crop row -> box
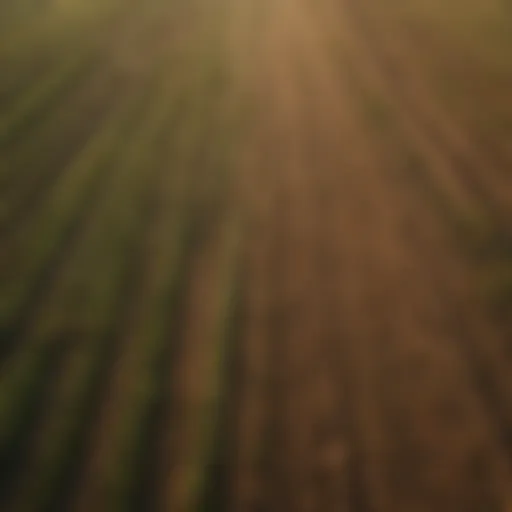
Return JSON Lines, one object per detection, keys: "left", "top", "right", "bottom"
{"left": 0, "top": 64, "right": 181, "bottom": 497}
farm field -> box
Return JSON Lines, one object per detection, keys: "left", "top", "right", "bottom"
{"left": 1, "top": 0, "right": 512, "bottom": 510}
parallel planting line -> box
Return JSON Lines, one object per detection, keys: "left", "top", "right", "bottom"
{"left": 98, "top": 210, "right": 195, "bottom": 512}
{"left": 0, "top": 72, "right": 168, "bottom": 480}
{"left": 0, "top": 68, "right": 121, "bottom": 234}
{"left": 340, "top": 0, "right": 512, "bottom": 470}
{"left": 0, "top": 0, "right": 181, "bottom": 238}
{"left": 0, "top": 49, "right": 98, "bottom": 151}
{"left": 341, "top": 0, "right": 512, "bottom": 238}
{"left": 96, "top": 69, "right": 234, "bottom": 507}
{"left": 264, "top": 166, "right": 295, "bottom": 511}
{"left": 0, "top": 0, "right": 157, "bottom": 154}
{"left": 7, "top": 74, "right": 186, "bottom": 512}
{"left": 187, "top": 221, "right": 241, "bottom": 512}
{"left": 67, "top": 75, "right": 198, "bottom": 512}
{"left": 0, "top": 0, "right": 132, "bottom": 95}
{"left": 300, "top": 103, "right": 372, "bottom": 512}
{"left": 338, "top": 7, "right": 512, "bottom": 498}
{"left": 426, "top": 259, "right": 512, "bottom": 464}
{"left": 0, "top": 73, "right": 159, "bottom": 359}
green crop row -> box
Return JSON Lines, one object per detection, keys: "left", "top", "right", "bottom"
{"left": 0, "top": 69, "right": 161, "bottom": 343}
{"left": 101, "top": 213, "right": 194, "bottom": 512}
{"left": 93, "top": 57, "right": 235, "bottom": 510}
{"left": 0, "top": 0, "right": 163, "bottom": 153}
{"left": 9, "top": 72, "right": 188, "bottom": 512}
{"left": 0, "top": 46, "right": 100, "bottom": 150}
{"left": 0, "top": 0, "right": 122, "bottom": 64}
{"left": 0, "top": 68, "right": 120, "bottom": 231}
{"left": 0, "top": 66, "right": 178, "bottom": 473}
{"left": 188, "top": 220, "right": 241, "bottom": 512}
{"left": 0, "top": 0, "right": 129, "bottom": 112}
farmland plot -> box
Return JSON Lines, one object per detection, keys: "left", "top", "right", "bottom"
{"left": 1, "top": 0, "right": 512, "bottom": 511}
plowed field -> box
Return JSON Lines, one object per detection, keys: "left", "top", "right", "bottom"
{"left": 1, "top": 0, "right": 512, "bottom": 510}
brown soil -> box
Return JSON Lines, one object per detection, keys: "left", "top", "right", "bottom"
{"left": 2, "top": 0, "right": 512, "bottom": 510}
{"left": 225, "top": 0, "right": 512, "bottom": 510}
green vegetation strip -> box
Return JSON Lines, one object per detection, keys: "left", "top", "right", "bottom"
{"left": 101, "top": 211, "right": 195, "bottom": 512}
{"left": 0, "top": 46, "right": 99, "bottom": 150}
{"left": 0, "top": 61, "right": 118, "bottom": 193}
{"left": 0, "top": 84, "right": 120, "bottom": 237}
{"left": 0, "top": 72, "right": 178, "bottom": 473}
{"left": 188, "top": 221, "right": 241, "bottom": 512}
{"left": 0, "top": 0, "right": 139, "bottom": 114}
{"left": 0, "top": 0, "right": 123, "bottom": 66}
{"left": 86, "top": 58, "right": 234, "bottom": 511}
{"left": 0, "top": 0, "right": 160, "bottom": 151}
{"left": 10, "top": 74, "right": 186, "bottom": 512}
{"left": 0, "top": 73, "right": 157, "bottom": 338}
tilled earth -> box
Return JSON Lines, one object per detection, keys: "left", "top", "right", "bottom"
{"left": 1, "top": 0, "right": 512, "bottom": 511}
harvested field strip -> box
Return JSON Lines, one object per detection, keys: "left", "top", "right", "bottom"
{"left": 340, "top": 0, "right": 512, "bottom": 228}
{"left": 335, "top": 35, "right": 512, "bottom": 509}
{"left": 335, "top": 13, "right": 475, "bottom": 220}
{"left": 227, "top": 146, "right": 275, "bottom": 511}
{"left": 344, "top": 0, "right": 512, "bottom": 382}
{"left": 183, "top": 221, "right": 240, "bottom": 512}
{"left": 336, "top": 0, "right": 512, "bottom": 335}
{"left": 353, "top": 0, "right": 512, "bottom": 171}
{"left": 297, "top": 88, "right": 375, "bottom": 512}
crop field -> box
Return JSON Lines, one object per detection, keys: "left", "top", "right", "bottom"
{"left": 1, "top": 0, "right": 512, "bottom": 510}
